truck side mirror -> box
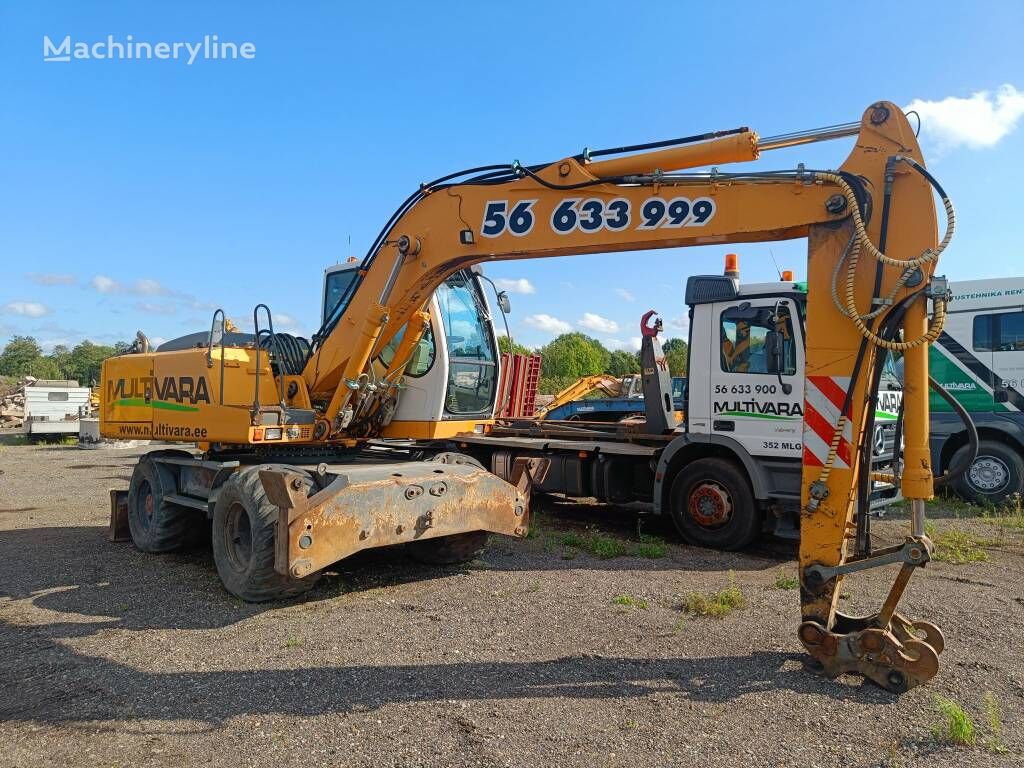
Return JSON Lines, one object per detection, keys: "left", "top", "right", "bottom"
{"left": 497, "top": 291, "right": 511, "bottom": 314}
{"left": 765, "top": 329, "right": 793, "bottom": 394}
{"left": 765, "top": 330, "right": 783, "bottom": 374}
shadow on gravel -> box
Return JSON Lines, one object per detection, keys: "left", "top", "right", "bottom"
{"left": 0, "top": 525, "right": 480, "bottom": 637}
{"left": 0, "top": 627, "right": 891, "bottom": 725}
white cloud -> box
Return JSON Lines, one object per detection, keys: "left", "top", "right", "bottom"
{"left": 274, "top": 313, "right": 300, "bottom": 330}
{"left": 626, "top": 337, "right": 642, "bottom": 352}
{"left": 29, "top": 273, "right": 77, "bottom": 286}
{"left": 578, "top": 312, "right": 619, "bottom": 334}
{"left": 614, "top": 288, "right": 635, "bottom": 302}
{"left": 92, "top": 275, "right": 118, "bottom": 293}
{"left": 906, "top": 84, "right": 1024, "bottom": 151}
{"left": 135, "top": 301, "right": 178, "bottom": 316}
{"left": 3, "top": 301, "right": 50, "bottom": 317}
{"left": 134, "top": 278, "right": 167, "bottom": 296}
{"left": 494, "top": 278, "right": 535, "bottom": 295}
{"left": 669, "top": 315, "right": 690, "bottom": 333}
{"left": 150, "top": 336, "right": 167, "bottom": 348}
{"left": 91, "top": 275, "right": 169, "bottom": 296}
{"left": 523, "top": 313, "right": 572, "bottom": 334}
{"left": 39, "top": 338, "right": 70, "bottom": 352}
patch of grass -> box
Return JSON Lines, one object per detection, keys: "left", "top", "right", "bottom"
{"left": 558, "top": 531, "right": 628, "bottom": 559}
{"left": 681, "top": 572, "right": 746, "bottom": 618}
{"left": 932, "top": 529, "right": 990, "bottom": 564}
{"left": 283, "top": 636, "right": 303, "bottom": 649}
{"left": 982, "top": 691, "right": 1009, "bottom": 754}
{"left": 931, "top": 694, "right": 976, "bottom": 746}
{"left": 635, "top": 534, "right": 668, "bottom": 559}
{"left": 981, "top": 493, "right": 1024, "bottom": 532}
{"left": 557, "top": 531, "right": 668, "bottom": 560}
{"left": 773, "top": 571, "right": 799, "bottom": 590}
{"left": 612, "top": 594, "right": 648, "bottom": 609}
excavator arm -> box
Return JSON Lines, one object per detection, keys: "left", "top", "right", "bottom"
{"left": 534, "top": 374, "right": 627, "bottom": 419}
{"left": 302, "top": 101, "right": 953, "bottom": 691}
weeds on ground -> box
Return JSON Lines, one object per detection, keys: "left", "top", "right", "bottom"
{"left": 557, "top": 530, "right": 668, "bottom": 560}
{"left": 982, "top": 493, "right": 1024, "bottom": 532}
{"left": 680, "top": 572, "right": 746, "bottom": 618}
{"left": 982, "top": 691, "right": 1009, "bottom": 754}
{"left": 931, "top": 695, "right": 976, "bottom": 746}
{"left": 931, "top": 529, "right": 990, "bottom": 564}
{"left": 773, "top": 571, "right": 799, "bottom": 590}
{"left": 283, "top": 636, "right": 303, "bottom": 649}
{"left": 612, "top": 594, "right": 648, "bottom": 609}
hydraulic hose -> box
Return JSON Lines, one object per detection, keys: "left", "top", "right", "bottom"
{"left": 929, "top": 374, "right": 979, "bottom": 487}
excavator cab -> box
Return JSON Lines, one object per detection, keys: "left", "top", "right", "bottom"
{"left": 323, "top": 260, "right": 503, "bottom": 438}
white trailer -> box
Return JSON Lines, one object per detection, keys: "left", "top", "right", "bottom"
{"left": 23, "top": 380, "right": 91, "bottom": 438}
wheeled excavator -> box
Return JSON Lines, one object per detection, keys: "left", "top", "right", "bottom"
{"left": 102, "top": 101, "right": 953, "bottom": 692}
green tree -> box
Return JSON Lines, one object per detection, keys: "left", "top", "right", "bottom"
{"left": 67, "top": 341, "right": 117, "bottom": 386}
{"left": 538, "top": 332, "right": 610, "bottom": 381}
{"left": 606, "top": 349, "right": 639, "bottom": 376}
{"left": 0, "top": 336, "right": 44, "bottom": 377}
{"left": 497, "top": 336, "right": 531, "bottom": 355}
{"left": 662, "top": 338, "right": 689, "bottom": 376}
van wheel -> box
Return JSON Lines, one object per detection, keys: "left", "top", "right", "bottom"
{"left": 668, "top": 458, "right": 760, "bottom": 550}
{"left": 952, "top": 440, "right": 1024, "bottom": 506}
{"left": 212, "top": 466, "right": 320, "bottom": 602}
{"left": 127, "top": 450, "right": 194, "bottom": 552}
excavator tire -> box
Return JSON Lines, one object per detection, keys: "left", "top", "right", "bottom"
{"left": 211, "top": 466, "right": 320, "bottom": 602}
{"left": 668, "top": 457, "right": 760, "bottom": 551}
{"left": 127, "top": 449, "right": 196, "bottom": 553}
{"left": 408, "top": 531, "right": 489, "bottom": 566}
{"left": 407, "top": 452, "right": 489, "bottom": 565}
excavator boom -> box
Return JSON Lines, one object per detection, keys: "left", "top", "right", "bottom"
{"left": 101, "top": 102, "right": 953, "bottom": 690}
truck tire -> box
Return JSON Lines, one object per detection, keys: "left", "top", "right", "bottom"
{"left": 952, "top": 439, "right": 1024, "bottom": 506}
{"left": 668, "top": 457, "right": 760, "bottom": 550}
{"left": 211, "top": 466, "right": 320, "bottom": 602}
{"left": 407, "top": 452, "right": 489, "bottom": 564}
{"left": 127, "top": 450, "right": 194, "bottom": 553}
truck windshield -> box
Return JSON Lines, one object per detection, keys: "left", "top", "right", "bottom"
{"left": 438, "top": 271, "right": 497, "bottom": 415}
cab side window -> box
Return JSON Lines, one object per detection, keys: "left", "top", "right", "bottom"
{"left": 720, "top": 305, "right": 796, "bottom": 375}
{"left": 974, "top": 311, "right": 1024, "bottom": 352}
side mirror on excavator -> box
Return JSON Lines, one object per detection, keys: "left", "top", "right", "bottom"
{"left": 497, "top": 291, "right": 511, "bottom": 314}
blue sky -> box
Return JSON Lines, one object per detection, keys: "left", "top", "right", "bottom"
{"left": 1, "top": 1, "right": 1023, "bottom": 352}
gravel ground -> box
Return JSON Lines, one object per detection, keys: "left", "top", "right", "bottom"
{"left": 1, "top": 439, "right": 1022, "bottom": 768}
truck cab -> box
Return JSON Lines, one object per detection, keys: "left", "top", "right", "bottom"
{"left": 923, "top": 277, "right": 1024, "bottom": 504}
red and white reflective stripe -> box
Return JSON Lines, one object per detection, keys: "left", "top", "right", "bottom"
{"left": 802, "top": 375, "right": 853, "bottom": 470}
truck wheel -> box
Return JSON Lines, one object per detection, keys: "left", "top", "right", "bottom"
{"left": 408, "top": 531, "right": 489, "bottom": 565}
{"left": 211, "top": 466, "right": 320, "bottom": 602}
{"left": 127, "top": 450, "right": 194, "bottom": 553}
{"left": 668, "top": 458, "right": 760, "bottom": 550}
{"left": 952, "top": 440, "right": 1024, "bottom": 506}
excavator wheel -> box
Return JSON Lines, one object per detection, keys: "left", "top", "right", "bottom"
{"left": 127, "top": 449, "right": 196, "bottom": 553}
{"left": 407, "top": 452, "right": 489, "bottom": 565}
{"left": 211, "top": 465, "right": 320, "bottom": 602}
{"left": 667, "top": 457, "right": 760, "bottom": 550}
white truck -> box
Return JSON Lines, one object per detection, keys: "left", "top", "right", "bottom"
{"left": 921, "top": 277, "right": 1024, "bottom": 504}
{"left": 320, "top": 256, "right": 901, "bottom": 550}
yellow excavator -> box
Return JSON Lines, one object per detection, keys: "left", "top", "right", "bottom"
{"left": 102, "top": 101, "right": 953, "bottom": 691}
{"left": 534, "top": 374, "right": 641, "bottom": 419}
